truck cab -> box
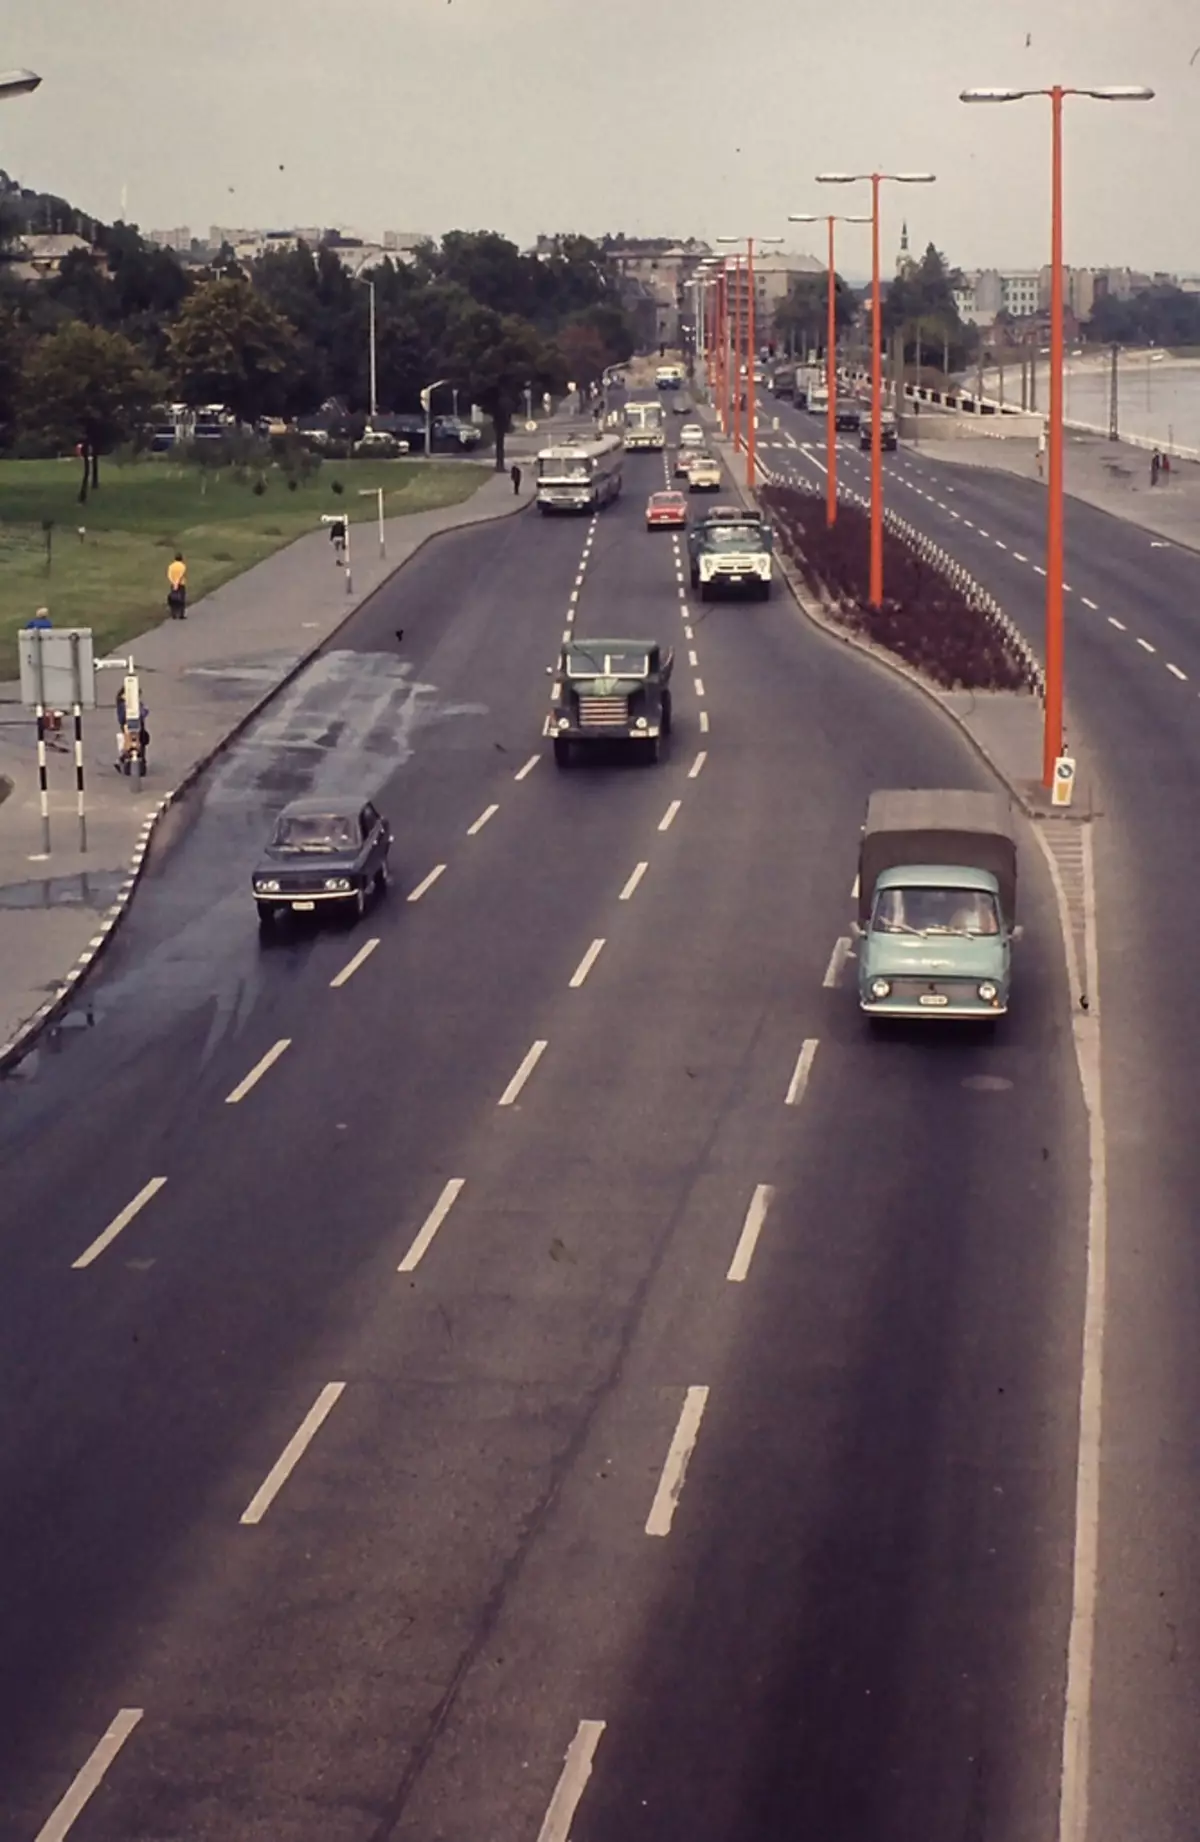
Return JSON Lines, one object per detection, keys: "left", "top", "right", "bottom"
{"left": 687, "top": 509, "right": 773, "bottom": 599}
{"left": 545, "top": 637, "right": 674, "bottom": 765}
{"left": 854, "top": 789, "right": 1020, "bottom": 1025}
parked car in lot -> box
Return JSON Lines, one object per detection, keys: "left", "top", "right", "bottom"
{"left": 646, "top": 490, "right": 688, "bottom": 529}
{"left": 432, "top": 415, "right": 482, "bottom": 449}
{"left": 252, "top": 797, "right": 392, "bottom": 931}
{"left": 355, "top": 428, "right": 409, "bottom": 457}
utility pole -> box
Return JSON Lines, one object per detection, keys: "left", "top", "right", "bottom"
{"left": 1108, "top": 341, "right": 1119, "bottom": 440}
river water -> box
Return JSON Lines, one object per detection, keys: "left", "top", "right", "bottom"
{"left": 982, "top": 355, "right": 1200, "bottom": 457}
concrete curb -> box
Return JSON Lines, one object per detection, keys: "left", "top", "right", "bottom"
{"left": 0, "top": 484, "right": 530, "bottom": 1077}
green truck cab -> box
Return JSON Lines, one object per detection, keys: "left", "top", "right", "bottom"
{"left": 853, "top": 790, "right": 1021, "bottom": 1024}
{"left": 686, "top": 507, "right": 773, "bottom": 600}
{"left": 545, "top": 637, "right": 674, "bottom": 765}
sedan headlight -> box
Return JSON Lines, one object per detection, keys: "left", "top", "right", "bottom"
{"left": 978, "top": 981, "right": 998, "bottom": 1003}
{"left": 255, "top": 877, "right": 280, "bottom": 894}
{"left": 324, "top": 877, "right": 351, "bottom": 892}
{"left": 869, "top": 977, "right": 891, "bottom": 1000}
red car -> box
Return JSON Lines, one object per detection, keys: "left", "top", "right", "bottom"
{"left": 645, "top": 490, "right": 688, "bottom": 530}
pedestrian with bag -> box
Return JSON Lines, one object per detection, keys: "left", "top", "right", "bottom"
{"left": 167, "top": 551, "right": 188, "bottom": 618}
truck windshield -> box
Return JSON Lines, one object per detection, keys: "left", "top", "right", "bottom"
{"left": 565, "top": 648, "right": 648, "bottom": 678}
{"left": 704, "top": 525, "right": 764, "bottom": 551}
{"left": 873, "top": 887, "right": 1000, "bottom": 936}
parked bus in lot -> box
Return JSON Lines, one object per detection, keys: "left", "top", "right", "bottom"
{"left": 536, "top": 434, "right": 624, "bottom": 513}
{"left": 623, "top": 399, "right": 666, "bottom": 450}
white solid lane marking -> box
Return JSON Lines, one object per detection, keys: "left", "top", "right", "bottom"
{"left": 1107, "top": 617, "right": 1126, "bottom": 631}
{"left": 727, "top": 1183, "right": 775, "bottom": 1283}
{"left": 785, "top": 1037, "right": 820, "bottom": 1107}
{"left": 694, "top": 676, "right": 705, "bottom": 697}
{"left": 658, "top": 799, "right": 682, "bottom": 832}
{"left": 569, "top": 938, "right": 606, "bottom": 989}
{"left": 467, "top": 802, "right": 499, "bottom": 836}
{"left": 619, "top": 861, "right": 649, "bottom": 901}
{"left": 240, "top": 1382, "right": 345, "bottom": 1525}
{"left": 514, "top": 754, "right": 540, "bottom": 781}
{"left": 407, "top": 863, "right": 446, "bottom": 903}
{"left": 34, "top": 1709, "right": 144, "bottom": 1842}
{"left": 329, "top": 937, "right": 380, "bottom": 989}
{"left": 822, "top": 937, "right": 852, "bottom": 989}
{"left": 535, "top": 1720, "right": 607, "bottom": 1842}
{"left": 398, "top": 1178, "right": 465, "bottom": 1273}
{"left": 688, "top": 649, "right": 699, "bottom": 667}
{"left": 1136, "top": 637, "right": 1156, "bottom": 653}
{"left": 646, "top": 1386, "right": 710, "bottom": 1536}
{"left": 72, "top": 1177, "right": 167, "bottom": 1270}
{"left": 499, "top": 1039, "right": 548, "bottom": 1107}
{"left": 1167, "top": 662, "right": 1188, "bottom": 680}
{"left": 1082, "top": 596, "right": 1099, "bottom": 610}
{"left": 699, "top": 709, "right": 710, "bottom": 733}
{"left": 225, "top": 1038, "right": 291, "bottom": 1105}
{"left": 688, "top": 750, "right": 708, "bottom": 780}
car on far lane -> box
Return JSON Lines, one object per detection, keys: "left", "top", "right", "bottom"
{"left": 646, "top": 489, "right": 688, "bottom": 529}
{"left": 251, "top": 796, "right": 392, "bottom": 931}
{"left": 686, "top": 454, "right": 722, "bottom": 491}
{"left": 674, "top": 448, "right": 696, "bottom": 478}
{"left": 678, "top": 423, "right": 705, "bottom": 448}
{"left": 860, "top": 410, "right": 898, "bottom": 451}
{"left": 834, "top": 401, "right": 862, "bottom": 432}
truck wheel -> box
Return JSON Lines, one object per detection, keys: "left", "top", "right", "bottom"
{"left": 661, "top": 692, "right": 673, "bottom": 737}
{"left": 553, "top": 737, "right": 571, "bottom": 768}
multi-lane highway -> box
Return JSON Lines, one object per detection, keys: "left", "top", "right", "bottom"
{"left": 760, "top": 381, "right": 1200, "bottom": 1842}
{"left": 0, "top": 422, "right": 1093, "bottom": 1842}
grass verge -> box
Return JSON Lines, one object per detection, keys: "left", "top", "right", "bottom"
{"left": 0, "top": 456, "right": 487, "bottom": 667}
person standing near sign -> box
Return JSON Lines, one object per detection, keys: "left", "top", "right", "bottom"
{"left": 167, "top": 552, "right": 188, "bottom": 618}
{"left": 115, "top": 682, "right": 149, "bottom": 774}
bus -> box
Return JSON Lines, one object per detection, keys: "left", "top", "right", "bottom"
{"left": 623, "top": 399, "right": 666, "bottom": 451}
{"left": 536, "top": 434, "right": 624, "bottom": 513}
{"left": 655, "top": 362, "right": 686, "bottom": 389}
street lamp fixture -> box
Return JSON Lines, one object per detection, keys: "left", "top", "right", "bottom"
{"left": 0, "top": 68, "right": 41, "bottom": 99}
{"left": 419, "top": 378, "right": 449, "bottom": 457}
{"left": 717, "top": 234, "right": 783, "bottom": 488}
{"left": 817, "top": 172, "right": 935, "bottom": 607}
{"left": 961, "top": 84, "right": 1153, "bottom": 787}
{"left": 790, "top": 211, "right": 871, "bottom": 528}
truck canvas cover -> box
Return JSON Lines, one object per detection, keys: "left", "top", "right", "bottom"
{"left": 858, "top": 789, "right": 1017, "bottom": 926}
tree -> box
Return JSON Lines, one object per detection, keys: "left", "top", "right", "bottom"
{"left": 440, "top": 307, "right": 560, "bottom": 469}
{"left": 773, "top": 272, "right": 858, "bottom": 356}
{"left": 554, "top": 319, "right": 613, "bottom": 393}
{"left": 168, "top": 277, "right": 300, "bottom": 423}
{"left": 1088, "top": 284, "right": 1200, "bottom": 348}
{"left": 882, "top": 242, "right": 969, "bottom": 369}
{"left": 19, "top": 321, "right": 160, "bottom": 498}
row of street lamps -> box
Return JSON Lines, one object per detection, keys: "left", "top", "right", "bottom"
{"left": 693, "top": 83, "right": 1153, "bottom": 787}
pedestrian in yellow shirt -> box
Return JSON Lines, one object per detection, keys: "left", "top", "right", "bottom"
{"left": 167, "top": 552, "right": 188, "bottom": 619}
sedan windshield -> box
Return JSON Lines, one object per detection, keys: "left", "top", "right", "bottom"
{"left": 872, "top": 887, "right": 1000, "bottom": 936}
{"left": 565, "top": 648, "right": 649, "bottom": 678}
{"left": 272, "top": 813, "right": 359, "bottom": 853}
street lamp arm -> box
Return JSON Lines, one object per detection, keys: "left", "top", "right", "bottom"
{"left": 0, "top": 68, "right": 41, "bottom": 98}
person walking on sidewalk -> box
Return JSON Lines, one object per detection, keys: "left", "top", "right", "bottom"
{"left": 115, "top": 686, "right": 149, "bottom": 774}
{"left": 167, "top": 551, "right": 188, "bottom": 618}
{"left": 1150, "top": 449, "right": 1162, "bottom": 487}
{"left": 510, "top": 462, "right": 523, "bottom": 496}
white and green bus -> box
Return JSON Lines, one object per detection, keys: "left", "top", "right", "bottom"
{"left": 623, "top": 399, "right": 666, "bottom": 451}
{"left": 536, "top": 434, "right": 624, "bottom": 513}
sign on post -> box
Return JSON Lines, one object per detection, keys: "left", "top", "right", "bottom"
{"left": 19, "top": 627, "right": 97, "bottom": 710}
{"left": 1051, "top": 755, "right": 1077, "bottom": 808}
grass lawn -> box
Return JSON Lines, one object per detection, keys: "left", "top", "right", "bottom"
{"left": 0, "top": 455, "right": 488, "bottom": 668}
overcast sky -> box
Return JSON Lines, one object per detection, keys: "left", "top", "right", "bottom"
{"left": 2, "top": 0, "right": 1194, "bottom": 276}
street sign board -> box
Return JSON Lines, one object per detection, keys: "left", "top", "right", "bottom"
{"left": 18, "top": 628, "right": 97, "bottom": 709}
{"left": 1051, "top": 755, "right": 1076, "bottom": 807}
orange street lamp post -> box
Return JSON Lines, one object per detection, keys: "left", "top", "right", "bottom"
{"left": 816, "top": 172, "right": 935, "bottom": 606}
{"left": 718, "top": 235, "right": 783, "bottom": 488}
{"left": 961, "top": 84, "right": 1153, "bottom": 787}
{"left": 790, "top": 211, "right": 871, "bottom": 526}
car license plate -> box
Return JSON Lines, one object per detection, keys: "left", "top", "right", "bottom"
{"left": 919, "top": 992, "right": 948, "bottom": 1006}
{"left": 728, "top": 574, "right": 743, "bottom": 583}
{"left": 292, "top": 900, "right": 316, "bottom": 912}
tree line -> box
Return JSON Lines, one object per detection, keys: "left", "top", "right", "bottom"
{"left": 0, "top": 214, "right": 637, "bottom": 480}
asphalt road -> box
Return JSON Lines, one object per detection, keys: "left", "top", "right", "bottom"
{"left": 0, "top": 430, "right": 1089, "bottom": 1842}
{"left": 761, "top": 380, "right": 1200, "bottom": 1842}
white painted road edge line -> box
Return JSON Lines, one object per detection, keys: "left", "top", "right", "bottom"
{"left": 225, "top": 1038, "right": 291, "bottom": 1105}
{"left": 329, "top": 937, "right": 380, "bottom": 989}
{"left": 514, "top": 754, "right": 540, "bottom": 781}
{"left": 498, "top": 1039, "right": 548, "bottom": 1107}
{"left": 535, "top": 1719, "right": 607, "bottom": 1842}
{"left": 688, "top": 750, "right": 708, "bottom": 780}
{"left": 699, "top": 710, "right": 710, "bottom": 734}
{"left": 785, "top": 1037, "right": 820, "bottom": 1107}
{"left": 727, "top": 1183, "right": 775, "bottom": 1283}
{"left": 658, "top": 799, "right": 682, "bottom": 833}
{"left": 646, "top": 1385, "right": 710, "bottom": 1537}
{"left": 619, "top": 862, "right": 648, "bottom": 901}
{"left": 241, "top": 1382, "right": 345, "bottom": 1526}
{"left": 822, "top": 937, "right": 852, "bottom": 989}
{"left": 407, "top": 863, "right": 447, "bottom": 903}
{"left": 467, "top": 802, "right": 500, "bottom": 836}
{"left": 72, "top": 1177, "right": 168, "bottom": 1270}
{"left": 1035, "top": 824, "right": 1105, "bottom": 1842}
{"left": 569, "top": 938, "right": 606, "bottom": 989}
{"left": 398, "top": 1178, "right": 465, "bottom": 1273}
{"left": 34, "top": 1709, "right": 145, "bottom": 1842}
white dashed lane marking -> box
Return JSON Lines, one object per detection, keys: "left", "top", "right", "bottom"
{"left": 1108, "top": 617, "right": 1126, "bottom": 631}
{"left": 1136, "top": 638, "right": 1156, "bottom": 654}
{"left": 1167, "top": 663, "right": 1188, "bottom": 681}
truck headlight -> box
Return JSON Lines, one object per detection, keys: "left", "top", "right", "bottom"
{"left": 255, "top": 877, "right": 280, "bottom": 893}
{"left": 978, "top": 981, "right": 998, "bottom": 1003}
{"left": 325, "top": 877, "right": 351, "bottom": 892}
{"left": 557, "top": 716, "right": 570, "bottom": 730}
{"left": 869, "top": 978, "right": 891, "bottom": 1000}
{"left": 634, "top": 716, "right": 648, "bottom": 729}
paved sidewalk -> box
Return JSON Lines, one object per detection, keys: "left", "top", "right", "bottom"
{"left": 0, "top": 466, "right": 532, "bottom": 1062}
{"left": 911, "top": 427, "right": 1200, "bottom": 553}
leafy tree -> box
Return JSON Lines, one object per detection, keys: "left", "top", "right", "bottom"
{"left": 0, "top": 303, "right": 28, "bottom": 447}
{"left": 1087, "top": 285, "right": 1200, "bottom": 348}
{"left": 772, "top": 272, "right": 858, "bottom": 355}
{"left": 554, "top": 319, "right": 612, "bottom": 392}
{"left": 440, "top": 307, "right": 560, "bottom": 469}
{"left": 19, "top": 320, "right": 160, "bottom": 498}
{"left": 421, "top": 230, "right": 534, "bottom": 319}
{"left": 168, "top": 277, "right": 300, "bottom": 423}
{"left": 882, "top": 242, "right": 969, "bottom": 369}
